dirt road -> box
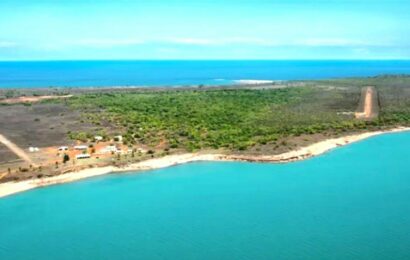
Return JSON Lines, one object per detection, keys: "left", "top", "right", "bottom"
{"left": 355, "top": 86, "right": 379, "bottom": 120}
{"left": 363, "top": 87, "right": 373, "bottom": 118}
{"left": 0, "top": 133, "right": 35, "bottom": 166}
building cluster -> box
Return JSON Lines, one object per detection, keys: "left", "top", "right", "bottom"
{"left": 55, "top": 135, "right": 147, "bottom": 160}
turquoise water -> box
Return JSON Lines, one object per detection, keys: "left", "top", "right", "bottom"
{"left": 1, "top": 132, "right": 410, "bottom": 259}
{"left": 1, "top": 60, "right": 410, "bottom": 88}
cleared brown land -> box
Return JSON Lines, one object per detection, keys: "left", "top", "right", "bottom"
{"left": 0, "top": 103, "right": 101, "bottom": 171}
{"left": 0, "top": 95, "right": 72, "bottom": 104}
{"left": 0, "top": 103, "right": 96, "bottom": 148}
{"left": 355, "top": 86, "right": 379, "bottom": 120}
{"left": 0, "top": 143, "right": 19, "bottom": 162}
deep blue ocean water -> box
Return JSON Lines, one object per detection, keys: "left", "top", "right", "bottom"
{"left": 0, "top": 60, "right": 410, "bottom": 88}
{"left": 1, "top": 131, "right": 410, "bottom": 259}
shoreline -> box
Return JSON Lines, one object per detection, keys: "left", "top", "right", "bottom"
{"left": 0, "top": 81, "right": 288, "bottom": 98}
{"left": 1, "top": 127, "right": 409, "bottom": 199}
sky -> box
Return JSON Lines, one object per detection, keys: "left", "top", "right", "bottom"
{"left": 0, "top": 0, "right": 409, "bottom": 60}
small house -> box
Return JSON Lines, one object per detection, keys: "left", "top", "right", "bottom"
{"left": 58, "top": 146, "right": 69, "bottom": 151}
{"left": 101, "top": 145, "right": 120, "bottom": 153}
{"left": 74, "top": 145, "right": 88, "bottom": 150}
{"left": 29, "top": 147, "right": 40, "bottom": 152}
{"left": 94, "top": 136, "right": 103, "bottom": 141}
{"left": 76, "top": 154, "right": 91, "bottom": 159}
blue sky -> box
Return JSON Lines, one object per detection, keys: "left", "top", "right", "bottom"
{"left": 0, "top": 0, "right": 409, "bottom": 60}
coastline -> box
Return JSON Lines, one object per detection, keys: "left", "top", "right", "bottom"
{"left": 0, "top": 82, "right": 283, "bottom": 99}
{"left": 1, "top": 127, "right": 409, "bottom": 199}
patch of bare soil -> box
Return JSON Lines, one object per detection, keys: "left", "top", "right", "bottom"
{"left": 0, "top": 103, "right": 101, "bottom": 166}
{"left": 0, "top": 143, "right": 19, "bottom": 162}
{"left": 355, "top": 86, "right": 379, "bottom": 120}
{"left": 0, "top": 95, "right": 72, "bottom": 104}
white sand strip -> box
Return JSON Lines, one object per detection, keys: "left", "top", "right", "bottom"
{"left": 1, "top": 127, "right": 409, "bottom": 199}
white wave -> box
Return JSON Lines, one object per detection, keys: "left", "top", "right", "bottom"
{"left": 234, "top": 79, "right": 274, "bottom": 85}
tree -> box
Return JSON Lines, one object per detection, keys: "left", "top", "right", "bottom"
{"left": 63, "top": 154, "right": 70, "bottom": 164}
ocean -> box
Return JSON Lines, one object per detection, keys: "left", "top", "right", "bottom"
{"left": 0, "top": 60, "right": 410, "bottom": 88}
{"left": 1, "top": 131, "right": 410, "bottom": 259}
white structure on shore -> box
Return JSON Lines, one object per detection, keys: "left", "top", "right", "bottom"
{"left": 76, "top": 154, "right": 91, "bottom": 159}
{"left": 101, "top": 145, "right": 122, "bottom": 154}
{"left": 94, "top": 136, "right": 103, "bottom": 141}
{"left": 28, "top": 147, "right": 40, "bottom": 152}
{"left": 58, "top": 146, "right": 68, "bottom": 151}
{"left": 74, "top": 145, "right": 88, "bottom": 150}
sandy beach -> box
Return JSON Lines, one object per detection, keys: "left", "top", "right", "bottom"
{"left": 1, "top": 127, "right": 409, "bottom": 199}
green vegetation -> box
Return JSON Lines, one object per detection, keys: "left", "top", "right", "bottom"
{"left": 59, "top": 76, "right": 410, "bottom": 152}
{"left": 63, "top": 154, "right": 70, "bottom": 164}
{"left": 312, "top": 75, "right": 410, "bottom": 124}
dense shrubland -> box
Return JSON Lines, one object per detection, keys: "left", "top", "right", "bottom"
{"left": 64, "top": 76, "right": 410, "bottom": 152}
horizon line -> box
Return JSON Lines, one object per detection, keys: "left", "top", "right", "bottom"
{"left": 1, "top": 58, "right": 410, "bottom": 62}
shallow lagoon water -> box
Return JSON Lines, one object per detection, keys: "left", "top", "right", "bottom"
{"left": 1, "top": 132, "right": 410, "bottom": 259}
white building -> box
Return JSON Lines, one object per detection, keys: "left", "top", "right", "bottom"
{"left": 58, "top": 146, "right": 68, "bottom": 151}
{"left": 94, "top": 136, "right": 103, "bottom": 141}
{"left": 101, "top": 145, "right": 121, "bottom": 154}
{"left": 74, "top": 145, "right": 88, "bottom": 150}
{"left": 76, "top": 154, "right": 91, "bottom": 159}
{"left": 29, "top": 147, "right": 40, "bottom": 152}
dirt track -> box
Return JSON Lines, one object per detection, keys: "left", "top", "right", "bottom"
{"left": 355, "top": 86, "right": 379, "bottom": 120}
{"left": 0, "top": 133, "right": 34, "bottom": 166}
